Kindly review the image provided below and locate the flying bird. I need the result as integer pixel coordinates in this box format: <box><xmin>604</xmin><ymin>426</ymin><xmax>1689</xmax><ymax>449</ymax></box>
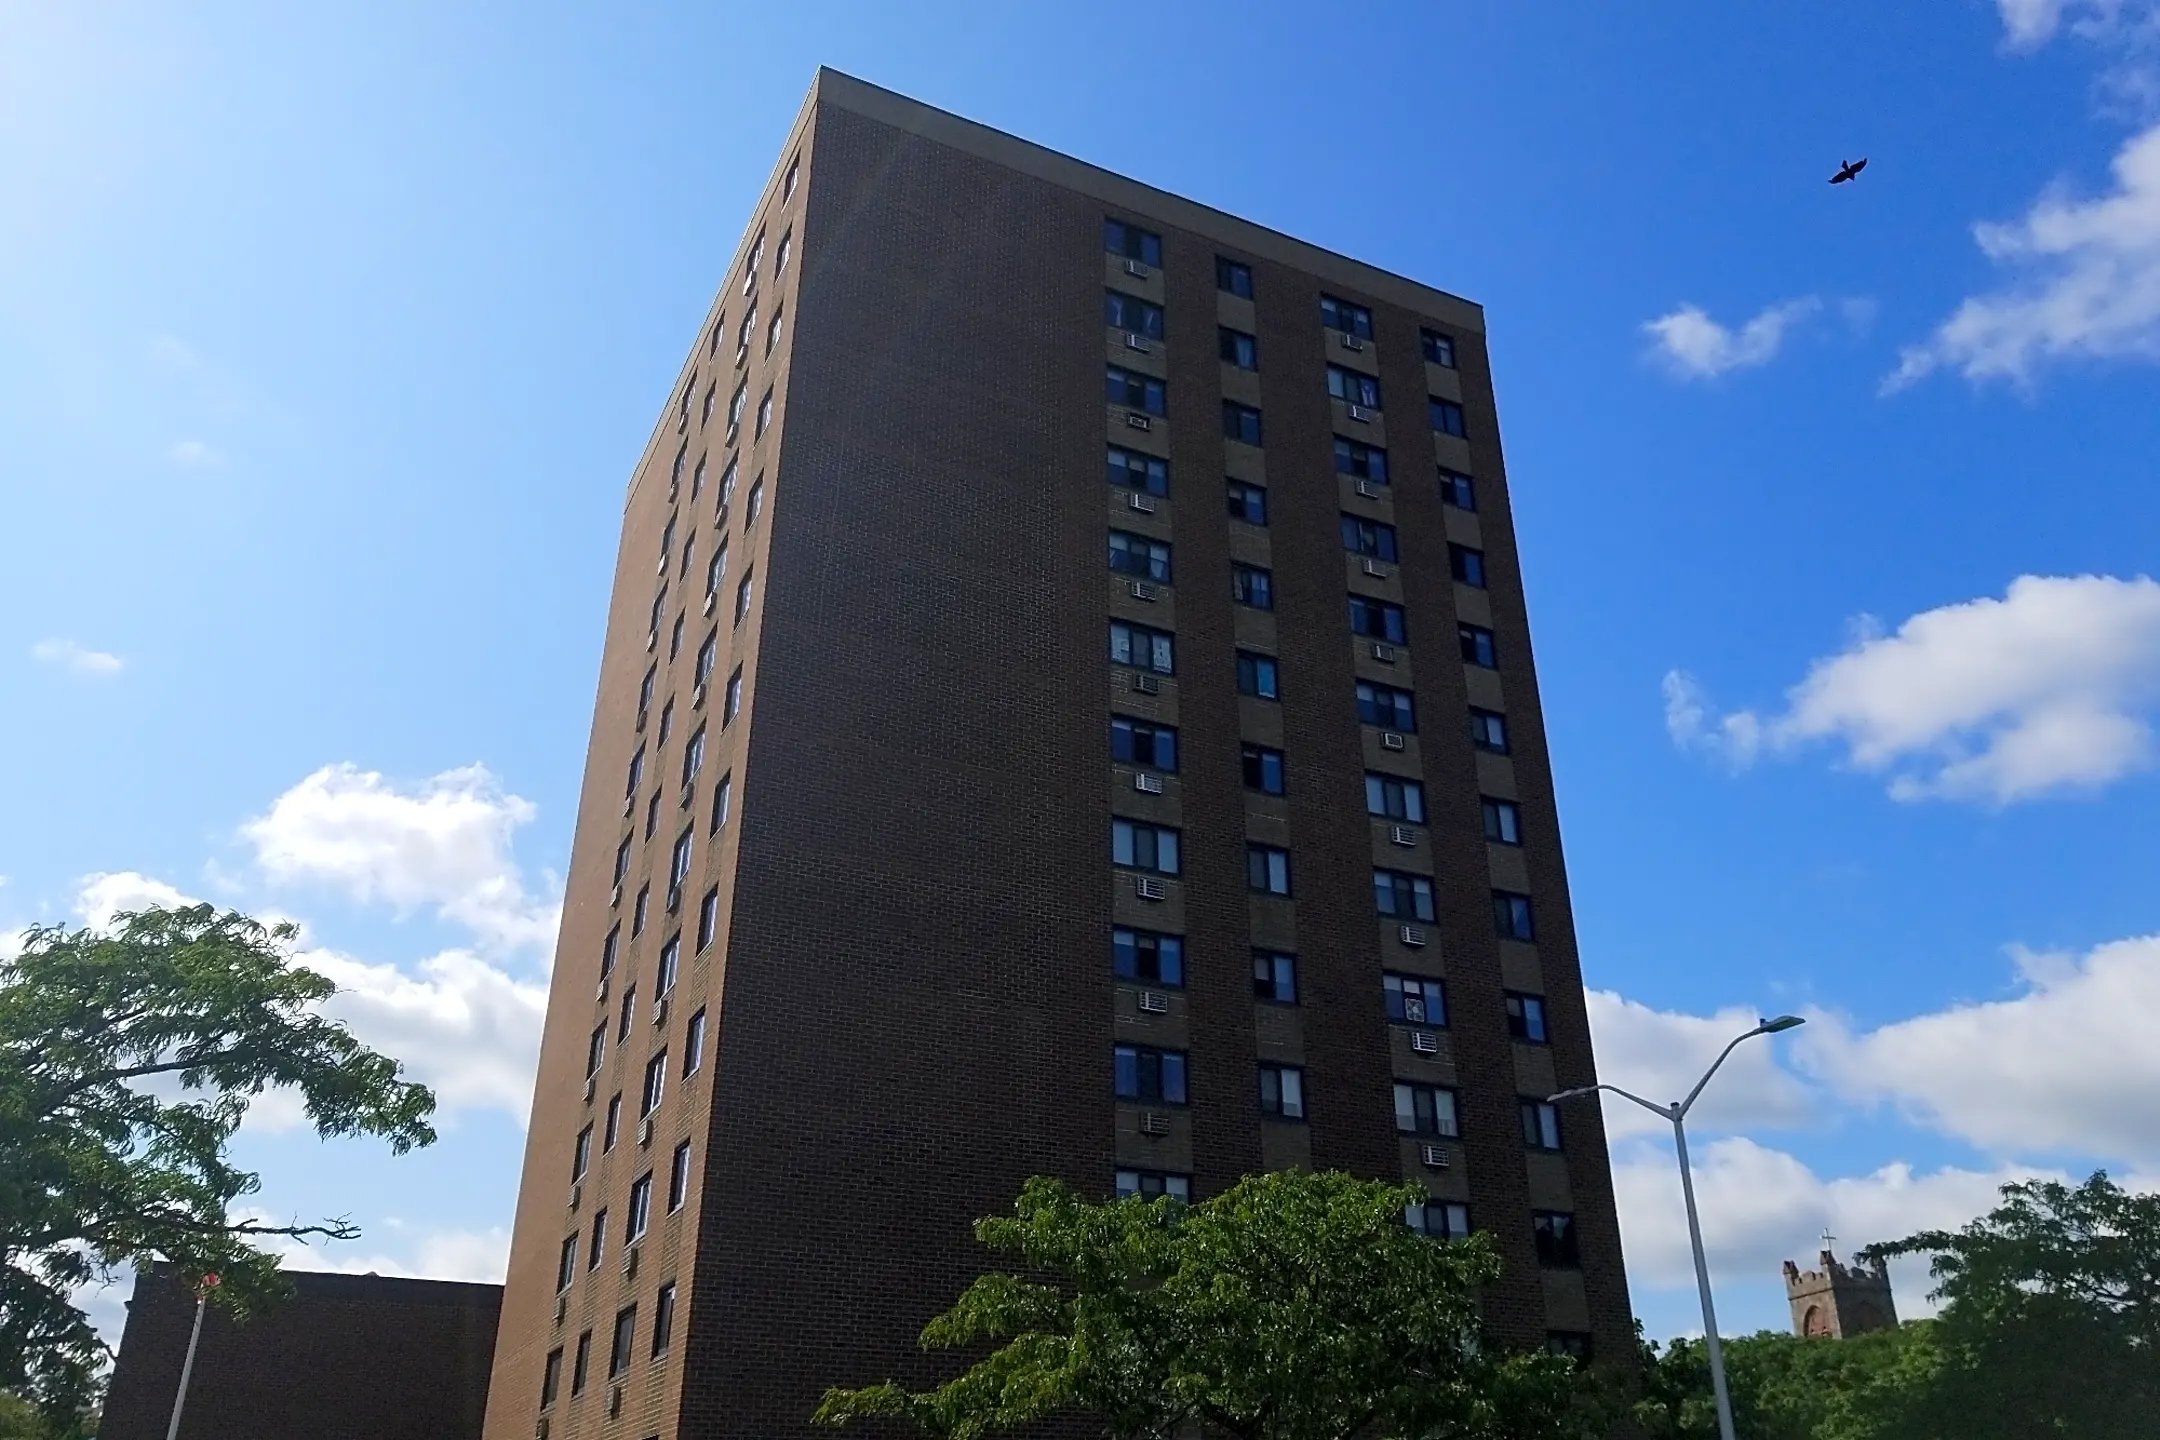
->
<box><xmin>1830</xmin><ymin>157</ymin><xmax>1868</xmax><ymax>185</ymax></box>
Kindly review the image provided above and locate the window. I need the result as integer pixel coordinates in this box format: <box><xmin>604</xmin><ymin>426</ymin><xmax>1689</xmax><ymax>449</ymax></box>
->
<box><xmin>727</xmin><ymin>380</ymin><xmax>747</xmax><ymax>433</ymax></box>
<box><xmin>683</xmin><ymin>1008</ymin><xmax>706</xmax><ymax>1076</ymax></box>
<box><xmin>775</xmin><ymin>230</ymin><xmax>791</xmax><ymax>274</ymax></box>
<box><xmin>632</xmin><ymin>884</ymin><xmax>650</xmax><ymax>936</ymax></box>
<box><xmin>1114</xmin><ymin>1044</ymin><xmax>1187</xmax><ymax>1103</ymax></box>
<box><xmin>1258</xmin><ymin>1063</ymin><xmax>1306</xmax><ymax>1118</ymax></box>
<box><xmin>1357</xmin><ymin>680</ymin><xmax>1416</xmax><ymax>730</ymax></box>
<box><xmin>784</xmin><ymin>155</ymin><xmax>799</xmax><ymax>199</ymax></box>
<box><xmin>1232</xmin><ymin>564</ymin><xmax>1273</xmax><ymax>610</ymax></box>
<box><xmin>1458</xmin><ymin>624</ymin><xmax>1497</xmax><ymax>668</ymax></box>
<box><xmin>1440</xmin><ymin>470</ymin><xmax>1476</xmax><ymax>510</ymax></box>
<box><xmin>1482</xmin><ymin>798</ymin><xmax>1522</xmax><ymax>845</ymax></box>
<box><xmin>1521</xmin><ymin>1099</ymin><xmax>1563</xmax><ymax>1151</ymax></box>
<box><xmin>708</xmin><ymin>314</ymin><xmax>723</xmax><ymax>358</ymax></box>
<box><xmin>1252</xmin><ymin>950</ymin><xmax>1297</xmax><ymax>1003</ymax></box>
<box><xmin>658</xmin><ymin>698</ymin><xmax>674</xmax><ymax>746</ymax></box>
<box><xmin>1236</xmin><ymin>651</ymin><xmax>1279</xmax><ymax>700</ymax></box>
<box><xmin>1494</xmin><ymin>891</ymin><xmax>1536</xmax><ymax>941</ymax></box>
<box><xmin>668</xmin><ymin>610</ymin><xmax>685</xmax><ymax>660</ymax></box>
<box><xmin>586</xmin><ymin>1024</ymin><xmax>606</xmax><ymax>1078</ymax></box>
<box><xmin>644</xmin><ymin>792</ymin><xmax>660</xmax><ymax>840</ymax></box>
<box><xmin>1383</xmin><ymin>973</ymin><xmax>1447</xmax><ymax>1026</ymax></box>
<box><xmin>668</xmin><ymin>1138</ymin><xmax>692</xmax><ymax>1211</ymax></box>
<box><xmin>1506</xmin><ymin>992</ymin><xmax>1549</xmax><ymax>1043</ymax></box>
<box><xmin>1104</xmin><ymin>218</ymin><xmax>1162</xmax><ymax>266</ymax></box>
<box><xmin>1111</xmin><ymin>716</ymin><xmax>1178</xmax><ymax>772</ymax></box>
<box><xmin>710</xmin><ymin>771</ymin><xmax>732</xmax><ymax>832</ymax></box>
<box><xmin>1226</xmin><ymin>480</ymin><xmax>1267</xmax><ymax>524</ymax></box>
<box><xmin>1109</xmin><ymin>620</ymin><xmax>1175</xmax><ymax>675</ymax></box>
<box><xmin>1109</xmin><ymin>530</ymin><xmax>1172</xmax><ymax>581</ymax></box>
<box><xmin>1118</xmin><ymin>1169</ymin><xmax>1192</xmax><ymax>1201</ymax></box>
<box><xmin>746</xmin><ymin>228</ymin><xmax>765</xmax><ymax>282</ymax></box>
<box><xmin>696</xmin><ymin>886</ymin><xmax>720</xmax><ymax>950</ymax></box>
<box><xmin>647</xmin><ymin>587</ymin><xmax>667</xmax><ymax>645</ymax></box>
<box><xmin>695</xmin><ymin>629</ymin><xmax>718</xmax><ymax>686</ymax></box>
<box><xmin>669</xmin><ymin>828</ymin><xmax>693</xmax><ymax>890</ymax></box>
<box><xmin>1112</xmin><ymin>819</ymin><xmax>1181</xmax><ymax>876</ymax></box>
<box><xmin>1333</xmin><ymin>437</ymin><xmax>1388</xmax><ymax>482</ymax></box>
<box><xmin>572</xmin><ymin>1331</ymin><xmax>592</xmax><ymax>1396</ymax></box>
<box><xmin>1406</xmin><ymin>1202</ymin><xmax>1472</xmax><ymax>1241</ymax></box>
<box><xmin>1547</xmin><ymin>1332</ymin><xmax>1594</xmax><ymax>1365</ymax></box>
<box><xmin>679</xmin><ymin>530</ymin><xmax>696</xmax><ymax>580</ymax></box>
<box><xmin>1105</xmin><ymin>365</ymin><xmax>1166</xmax><ymax>416</ymax></box>
<box><xmin>609</xmin><ymin>1304</ymin><xmax>637</xmax><ymax>1378</ymax></box>
<box><xmin>1215</xmin><ymin>256</ymin><xmax>1254</xmax><ymax>298</ymax></box>
<box><xmin>638</xmin><ymin>665</ymin><xmax>656</xmax><ymax>724</ymax></box>
<box><xmin>641</xmin><ymin>1050</ymin><xmax>667</xmax><ymax>1117</ymax></box>
<box><xmin>693</xmin><ymin>453</ymin><xmax>708</xmax><ymax>496</ymax></box>
<box><xmin>1366</xmin><ymin>772</ymin><xmax>1426</xmax><ymax>823</ymax></box>
<box><xmin>1341</xmin><ymin>515</ymin><xmax>1398</xmax><ymax>561</ymax></box>
<box><xmin>1241</xmin><ymin>743</ymin><xmax>1286</xmax><ymax>795</ymax></box>
<box><xmin>1348</xmin><ymin>596</ymin><xmax>1407</xmax><ymax>644</ymax></box>
<box><xmin>1113</xmin><ymin>927</ymin><xmax>1184</xmax><ymax>987</ymax></box>
<box><xmin>1221</xmin><ymin>401</ymin><xmax>1263</xmax><ymax>446</ymax></box>
<box><xmin>618</xmin><ymin>985</ymin><xmax>637</xmax><ymax>1043</ymax></box>
<box><xmin>747</xmin><ymin>478</ymin><xmax>767</xmax><ymax>527</ymax></box>
<box><xmin>1105</xmin><ymin>290</ymin><xmax>1165</xmax><ymax>339</ymax></box>
<box><xmin>1246</xmin><ymin>843</ymin><xmax>1291</xmax><ymax>896</ymax></box>
<box><xmin>1430</xmin><ymin>398</ymin><xmax>1468</xmax><ymax>438</ymax></box>
<box><xmin>588</xmin><ymin>1209</ymin><xmax>609</xmax><ymax>1270</ymax></box>
<box><xmin>1321</xmin><ymin>294</ymin><xmax>1374</xmax><ymax>338</ymax></box>
<box><xmin>1326</xmin><ymin>364</ymin><xmax>1382</xmax><ymax>409</ymax></box>
<box><xmin>573</xmin><ymin>1123</ymin><xmax>593</xmax><ymax>1181</ymax></box>
<box><xmin>682</xmin><ymin>727</ymin><xmax>705</xmax><ymax>787</ymax></box>
<box><xmin>1394</xmin><ymin>1082</ymin><xmax>1460</xmax><ymax>1136</ymax></box>
<box><xmin>627</xmin><ymin>1171</ymin><xmax>653</xmax><ymax>1242</ymax></box>
<box><xmin>754</xmin><ymin>388</ymin><xmax>773</xmax><ymax>438</ymax></box>
<box><xmin>1533</xmin><ymin>1211</ymin><xmax>1581</xmax><ymax>1268</ymax></box>
<box><xmin>656</xmin><ymin>934</ymin><xmax>680</xmax><ymax>998</ymax></box>
<box><xmin>1450</xmin><ymin>545</ymin><xmax>1487</xmax><ymax>588</ymax></box>
<box><xmin>735</xmin><ymin>572</ymin><xmax>753</xmax><ymax>623</ymax></box>
<box><xmin>724</xmin><ymin>667</ymin><xmax>743</xmax><ymax>725</ymax></box>
<box><xmin>613</xmin><ymin>837</ymin><xmax>632</xmax><ymax>887</ymax></box>
<box><xmin>557</xmin><ymin>1235</ymin><xmax>579</xmax><ymax>1293</ymax></box>
<box><xmin>600</xmin><ymin>925</ymin><xmax>620</xmax><ymax>982</ymax></box>
<box><xmin>1421</xmin><ymin>329</ymin><xmax>1458</xmax><ymax>367</ymax></box>
<box><xmin>719</xmin><ymin>456</ymin><xmax>739</xmax><ymax>510</ymax></box>
<box><xmin>541</xmin><ymin>1346</ymin><xmax>564</xmax><ymax>1408</ymax></box>
<box><xmin>766</xmin><ymin>306</ymin><xmax>783</xmax><ymax>356</ymax></box>
<box><xmin>1107</xmin><ymin>445</ymin><xmax>1169</xmax><ymax>496</ymax></box>
<box><xmin>1470</xmin><ymin>708</ymin><xmax>1509</xmax><ymax>753</ymax></box>
<box><xmin>1375</xmin><ymin>869</ymin><xmax>1437</xmax><ymax>922</ymax></box>
<box><xmin>737</xmin><ymin>305</ymin><xmax>757</xmax><ymax>355</ymax></box>
<box><xmin>651</xmin><ymin>1281</ymin><xmax>677</xmax><ymax>1358</ymax></box>
<box><xmin>1218</xmin><ymin>328</ymin><xmax>1257</xmax><ymax>369</ymax></box>
<box><xmin>605</xmin><ymin>1094</ymin><xmax>621</xmax><ymax>1149</ymax></box>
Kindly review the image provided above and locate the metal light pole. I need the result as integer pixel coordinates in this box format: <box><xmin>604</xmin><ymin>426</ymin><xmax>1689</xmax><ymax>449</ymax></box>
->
<box><xmin>1551</xmin><ymin>1015</ymin><xmax>1805</xmax><ymax>1440</ymax></box>
<box><xmin>164</xmin><ymin>1271</ymin><xmax>219</xmax><ymax>1440</ymax></box>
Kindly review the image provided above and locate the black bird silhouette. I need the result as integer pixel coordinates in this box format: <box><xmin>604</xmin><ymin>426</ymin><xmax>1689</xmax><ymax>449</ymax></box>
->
<box><xmin>1830</xmin><ymin>157</ymin><xmax>1868</xmax><ymax>185</ymax></box>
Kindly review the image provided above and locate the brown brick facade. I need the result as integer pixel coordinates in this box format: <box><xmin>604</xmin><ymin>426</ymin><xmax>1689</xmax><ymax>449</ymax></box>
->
<box><xmin>483</xmin><ymin>68</ymin><xmax>1635</xmax><ymax>1440</ymax></box>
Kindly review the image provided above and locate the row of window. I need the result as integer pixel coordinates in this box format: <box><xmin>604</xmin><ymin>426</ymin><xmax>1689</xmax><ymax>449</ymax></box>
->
<box><xmin>1112</xmin><ymin>760</ymin><xmax>1517</xmax><ymax>833</ymax></box>
<box><xmin>1110</xmin><ymin>529</ymin><xmax>1486</xmax><ymax>600</ymax></box>
<box><xmin>1112</xmin><ymin>711</ymin><xmax>1507</xmax><ymax>783</ymax></box>
<box><xmin>539</xmin><ymin>1277</ymin><xmax>680</xmax><ymax>1408</ymax></box>
<box><xmin>1108</xmin><ymin>441</ymin><xmax>1475</xmax><ymax>511</ymax></box>
<box><xmin>557</xmin><ymin>1135</ymin><xmax>696</xmax><ymax>1297</ymax></box>
<box><xmin>1112</xmin><ymin>624</ymin><xmax>1502</xmax><ymax>709</ymax></box>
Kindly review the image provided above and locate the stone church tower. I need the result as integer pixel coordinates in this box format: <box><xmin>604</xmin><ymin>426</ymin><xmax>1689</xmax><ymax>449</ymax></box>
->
<box><xmin>1784</xmin><ymin>1234</ymin><xmax>1898</xmax><ymax>1338</ymax></box>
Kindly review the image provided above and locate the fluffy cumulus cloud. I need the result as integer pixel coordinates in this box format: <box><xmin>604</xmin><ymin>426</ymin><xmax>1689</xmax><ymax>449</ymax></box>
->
<box><xmin>73</xmin><ymin>870</ymin><xmax>195</xmax><ymax>929</ymax></box>
<box><xmin>29</xmin><ymin>637</ymin><xmax>123</xmax><ymax>677</ymax></box>
<box><xmin>240</xmin><ymin>763</ymin><xmax>560</xmax><ymax>953</ymax></box>
<box><xmin>1889</xmin><ymin>119</ymin><xmax>2160</xmax><ymax>387</ymax></box>
<box><xmin>1584</xmin><ymin>990</ymin><xmax>1816</xmax><ymax>1141</ymax></box>
<box><xmin>259</xmin><ymin>1223</ymin><xmax>511</xmax><ymax>1284</ymax></box>
<box><xmin>1664</xmin><ymin>574</ymin><xmax>2160</xmax><ymax>803</ymax></box>
<box><xmin>1642</xmin><ymin>298</ymin><xmax>1822</xmax><ymax>378</ymax></box>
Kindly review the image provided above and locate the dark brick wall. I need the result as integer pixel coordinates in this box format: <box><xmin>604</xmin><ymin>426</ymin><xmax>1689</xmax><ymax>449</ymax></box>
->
<box><xmin>101</xmin><ymin>1267</ymin><xmax>500</xmax><ymax>1440</ymax></box>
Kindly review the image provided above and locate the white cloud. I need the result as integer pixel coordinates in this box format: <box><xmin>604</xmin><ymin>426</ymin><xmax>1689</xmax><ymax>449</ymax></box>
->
<box><xmin>1584</xmin><ymin>990</ymin><xmax>1816</xmax><ymax>1142</ymax></box>
<box><xmin>1643</xmin><ymin>298</ymin><xmax>1821</xmax><ymax>378</ymax></box>
<box><xmin>30</xmin><ymin>637</ymin><xmax>123</xmax><ymax>677</ymax></box>
<box><xmin>1999</xmin><ymin>0</ymin><xmax>2078</xmax><ymax>48</ymax></box>
<box><xmin>1806</xmin><ymin>933</ymin><xmax>2160</xmax><ymax>1169</ymax></box>
<box><xmin>1888</xmin><ymin>120</ymin><xmax>2160</xmax><ymax>388</ymax></box>
<box><xmin>240</xmin><ymin>763</ymin><xmax>560</xmax><ymax>953</ymax></box>
<box><xmin>256</xmin><ymin>1222</ymin><xmax>511</xmax><ymax>1284</ymax></box>
<box><xmin>1665</xmin><ymin>574</ymin><xmax>2160</xmax><ymax>803</ymax></box>
<box><xmin>166</xmin><ymin>438</ymin><xmax>225</xmax><ymax>469</ymax></box>
<box><xmin>74</xmin><ymin>870</ymin><xmax>194</xmax><ymax>929</ymax></box>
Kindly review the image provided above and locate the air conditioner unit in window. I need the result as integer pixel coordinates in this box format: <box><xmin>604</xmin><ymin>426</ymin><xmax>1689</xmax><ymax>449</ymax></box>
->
<box><xmin>1124</xmin><ymin>332</ymin><xmax>1150</xmax><ymax>352</ymax></box>
<box><xmin>582</xmin><ymin>1076</ymin><xmax>596</xmax><ymax>1103</ymax></box>
<box><xmin>702</xmin><ymin>592</ymin><xmax>715</xmax><ymax>617</ymax></box>
<box><xmin>692</xmin><ymin>681</ymin><xmax>707</xmax><ymax>708</ymax></box>
<box><xmin>624</xmin><ymin>1245</ymin><xmax>641</xmax><ymax>1279</ymax></box>
<box><xmin>1390</xmin><ymin>824</ymin><xmax>1418</xmax><ymax>847</ymax></box>
<box><xmin>1363</xmin><ymin>558</ymin><xmax>1388</xmax><ymax>577</ymax></box>
<box><xmin>666</xmin><ymin>885</ymin><xmax>681</xmax><ymax>914</ymax></box>
<box><xmin>1127</xmin><ymin>491</ymin><xmax>1157</xmax><ymax>514</ymax></box>
<box><xmin>644</xmin><ymin>630</ymin><xmax>657</xmax><ymax>653</ymax></box>
<box><xmin>595</xmin><ymin>975</ymin><xmax>609</xmax><ymax>1003</ymax></box>
<box><xmin>1138</xmin><ymin>990</ymin><xmax>1169</xmax><ymax>1014</ymax></box>
<box><xmin>1420</xmin><ymin>1142</ymin><xmax>1451</xmax><ymax>1169</ymax></box>
<box><xmin>655</xmin><ymin>555</ymin><xmax>667</xmax><ymax>576</ymax></box>
<box><xmin>1371</xmin><ymin>642</ymin><xmax>1397</xmax><ymax>663</ymax></box>
<box><xmin>1380</xmin><ymin>731</ymin><xmax>1407</xmax><ymax>751</ymax></box>
<box><xmin>537</xmin><ymin>1415</ymin><xmax>551</xmax><ymax>1439</ymax></box>
<box><xmin>1128</xmin><ymin>580</ymin><xmax>1157</xmax><ymax>601</ymax></box>
<box><xmin>679</xmin><ymin>784</ymin><xmax>694</xmax><ymax>811</ymax></box>
<box><xmin>1399</xmin><ymin>924</ymin><xmax>1428</xmax><ymax>947</ymax></box>
<box><xmin>654</xmin><ymin>994</ymin><xmax>670</xmax><ymax>1028</ymax></box>
<box><xmin>1339</xmin><ymin>333</ymin><xmax>1367</xmax><ymax>352</ymax></box>
<box><xmin>607</xmin><ymin>1385</ymin><xmax>623</xmax><ymax>1418</ymax></box>
<box><xmin>1134</xmin><ymin>772</ymin><xmax>1164</xmax><ymax>795</ymax></box>
<box><xmin>1135</xmin><ymin>876</ymin><xmax>1167</xmax><ymax>902</ymax></box>
<box><xmin>1125</xmin><ymin>259</ymin><xmax>1149</xmax><ymax>278</ymax></box>
<box><xmin>609</xmin><ymin>882</ymin><xmax>622</xmax><ymax>908</ymax></box>
<box><xmin>637</xmin><ymin>1118</ymin><xmax>653</xmax><ymax>1150</ymax></box>
<box><xmin>1355</xmin><ymin>481</ymin><xmax>1382</xmax><ymax>500</ymax></box>
<box><xmin>1132</xmin><ymin>673</ymin><xmax>1160</xmax><ymax>696</ymax></box>
<box><xmin>553</xmin><ymin>1295</ymin><xmax>566</xmax><ymax>1325</ymax></box>
<box><xmin>621</xmin><ymin>794</ymin><xmax>634</xmax><ymax>817</ymax></box>
<box><xmin>635</xmin><ymin>709</ymin><xmax>647</xmax><ymax>733</ymax></box>
<box><xmin>1410</xmin><ymin>1030</ymin><xmax>1439</xmax><ymax>1055</ymax></box>
<box><xmin>667</xmin><ymin>477</ymin><xmax>679</xmax><ymax>501</ymax></box>
<box><xmin>569</xmin><ymin>1183</ymin><xmax>582</xmax><ymax>1211</ymax></box>
<box><xmin>1403</xmin><ymin>996</ymin><xmax>1428</xmax><ymax>1023</ymax></box>
<box><xmin>1140</xmin><ymin>1110</ymin><xmax>1173</xmax><ymax>1136</ymax></box>
<box><xmin>1347</xmin><ymin>404</ymin><xmax>1371</xmax><ymax>423</ymax></box>
<box><xmin>1125</xmin><ymin>411</ymin><xmax>1152</xmax><ymax>431</ymax></box>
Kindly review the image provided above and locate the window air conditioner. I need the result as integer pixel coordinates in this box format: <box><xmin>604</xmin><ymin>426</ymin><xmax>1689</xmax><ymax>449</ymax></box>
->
<box><xmin>1136</xmin><ymin>876</ymin><xmax>1167</xmax><ymax>902</ymax></box>
<box><xmin>1380</xmin><ymin>731</ymin><xmax>1406</xmax><ymax>751</ymax></box>
<box><xmin>1134</xmin><ymin>772</ymin><xmax>1164</xmax><ymax>795</ymax></box>
<box><xmin>1399</xmin><ymin>925</ymin><xmax>1428</xmax><ymax>947</ymax></box>
<box><xmin>1138</xmin><ymin>990</ymin><xmax>1169</xmax><ymax>1014</ymax></box>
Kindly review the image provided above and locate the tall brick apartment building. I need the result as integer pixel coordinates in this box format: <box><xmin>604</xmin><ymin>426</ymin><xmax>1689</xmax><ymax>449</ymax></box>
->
<box><xmin>484</xmin><ymin>69</ymin><xmax>1635</xmax><ymax>1440</ymax></box>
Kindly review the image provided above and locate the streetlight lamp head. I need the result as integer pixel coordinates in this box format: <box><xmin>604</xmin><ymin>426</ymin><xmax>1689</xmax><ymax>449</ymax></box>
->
<box><xmin>1759</xmin><ymin>1015</ymin><xmax>1806</xmax><ymax>1034</ymax></box>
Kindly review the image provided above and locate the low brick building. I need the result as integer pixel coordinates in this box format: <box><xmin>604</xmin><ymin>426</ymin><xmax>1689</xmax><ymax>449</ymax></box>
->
<box><xmin>100</xmin><ymin>1265</ymin><xmax>501</xmax><ymax>1440</ymax></box>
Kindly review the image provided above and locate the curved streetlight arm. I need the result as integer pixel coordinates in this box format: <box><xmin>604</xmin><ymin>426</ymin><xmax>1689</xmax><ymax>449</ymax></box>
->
<box><xmin>1548</xmin><ymin>1081</ymin><xmax>1674</xmax><ymax>1119</ymax></box>
<box><xmin>1677</xmin><ymin>1028</ymin><xmax>1761</xmax><ymax>1120</ymax></box>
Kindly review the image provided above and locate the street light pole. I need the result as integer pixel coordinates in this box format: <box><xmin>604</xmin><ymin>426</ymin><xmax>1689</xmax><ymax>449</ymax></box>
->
<box><xmin>164</xmin><ymin>1271</ymin><xmax>219</xmax><ymax>1440</ymax></box>
<box><xmin>1551</xmin><ymin>1015</ymin><xmax>1804</xmax><ymax>1440</ymax></box>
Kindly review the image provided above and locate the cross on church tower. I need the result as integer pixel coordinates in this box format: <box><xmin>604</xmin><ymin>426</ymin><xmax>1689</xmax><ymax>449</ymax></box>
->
<box><xmin>1821</xmin><ymin>1227</ymin><xmax>1836</xmax><ymax>1253</ymax></box>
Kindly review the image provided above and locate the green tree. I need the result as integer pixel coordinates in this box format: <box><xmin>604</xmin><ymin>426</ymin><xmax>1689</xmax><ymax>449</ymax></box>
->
<box><xmin>1633</xmin><ymin>1322</ymin><xmax>1938</xmax><ymax>1440</ymax></box>
<box><xmin>0</xmin><ymin>904</ymin><xmax>438</xmax><ymax>1425</ymax></box>
<box><xmin>815</xmin><ymin>1169</ymin><xmax>1597</xmax><ymax>1440</ymax></box>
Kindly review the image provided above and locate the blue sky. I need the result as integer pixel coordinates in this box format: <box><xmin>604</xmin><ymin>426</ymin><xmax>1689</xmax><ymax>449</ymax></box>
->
<box><xmin>6</xmin><ymin>0</ymin><xmax>2160</xmax><ymax>1346</ymax></box>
